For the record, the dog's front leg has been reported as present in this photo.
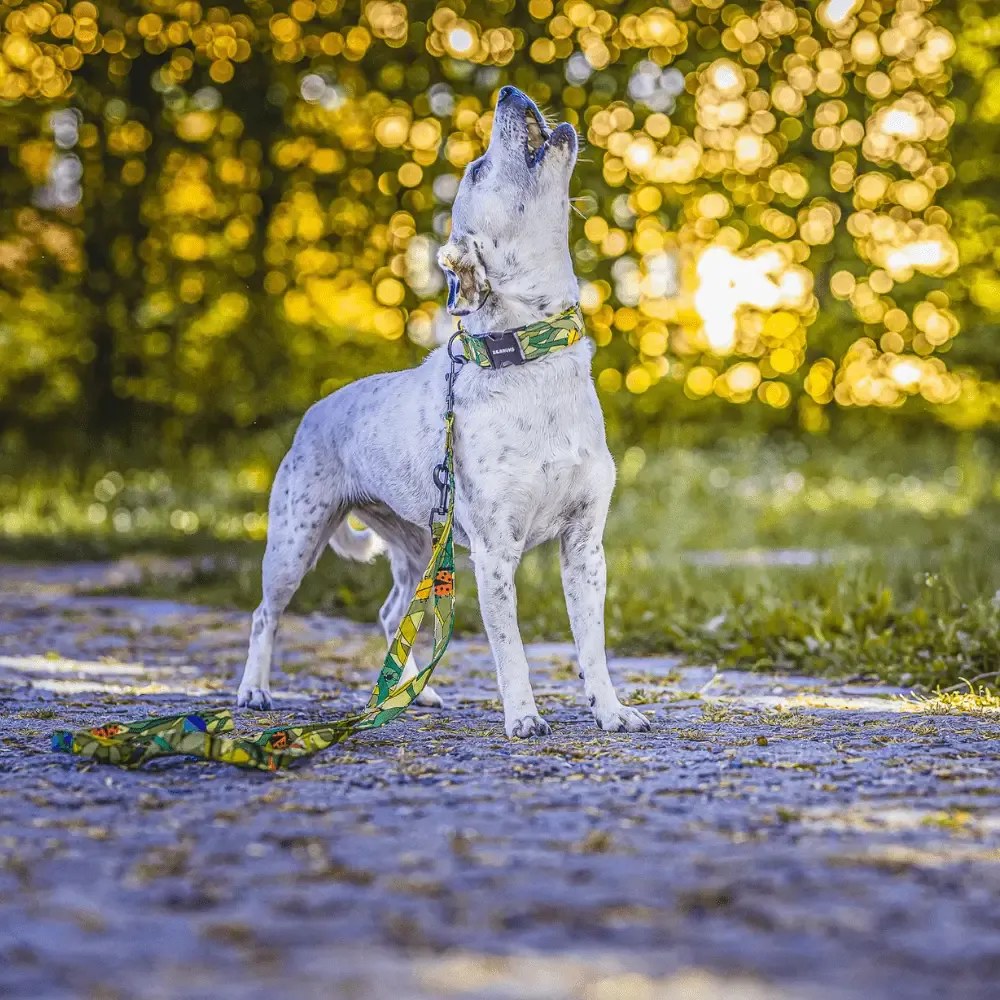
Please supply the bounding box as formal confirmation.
[560,523,651,733]
[473,548,550,739]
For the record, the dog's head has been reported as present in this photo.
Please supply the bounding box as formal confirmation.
[438,86,578,318]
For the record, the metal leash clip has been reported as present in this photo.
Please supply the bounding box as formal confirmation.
[431,460,450,522]
[429,333,467,528]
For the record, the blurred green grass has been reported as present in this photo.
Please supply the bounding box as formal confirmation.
[3,430,1000,691]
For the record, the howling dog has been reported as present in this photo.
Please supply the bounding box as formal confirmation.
[238,85,650,740]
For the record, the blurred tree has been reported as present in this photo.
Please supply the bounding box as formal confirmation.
[0,0,995,453]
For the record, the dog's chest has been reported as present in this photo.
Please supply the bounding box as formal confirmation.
[452,351,611,547]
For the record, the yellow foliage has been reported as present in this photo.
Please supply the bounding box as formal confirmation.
[0,0,993,436]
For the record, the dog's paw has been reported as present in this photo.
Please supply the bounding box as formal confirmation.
[237,686,273,710]
[506,714,551,739]
[593,702,651,733]
[415,684,444,709]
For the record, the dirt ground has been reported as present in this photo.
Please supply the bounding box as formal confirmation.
[3,561,1000,1000]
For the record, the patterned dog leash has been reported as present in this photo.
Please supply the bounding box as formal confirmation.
[50,307,584,771]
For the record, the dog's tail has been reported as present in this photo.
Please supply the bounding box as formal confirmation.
[329,517,387,563]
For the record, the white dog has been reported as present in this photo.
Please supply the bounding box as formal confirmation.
[237,85,649,739]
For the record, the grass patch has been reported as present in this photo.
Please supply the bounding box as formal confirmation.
[2,431,1000,690]
[902,685,1000,716]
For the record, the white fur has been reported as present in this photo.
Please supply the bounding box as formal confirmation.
[237,87,649,738]
[329,520,386,563]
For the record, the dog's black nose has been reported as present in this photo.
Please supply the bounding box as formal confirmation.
[498,85,518,103]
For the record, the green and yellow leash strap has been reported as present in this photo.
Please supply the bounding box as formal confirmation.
[51,307,582,771]
[459,304,584,369]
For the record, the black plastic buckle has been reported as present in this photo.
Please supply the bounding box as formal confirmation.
[483,331,526,368]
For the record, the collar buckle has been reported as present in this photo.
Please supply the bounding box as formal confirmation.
[483,330,526,369]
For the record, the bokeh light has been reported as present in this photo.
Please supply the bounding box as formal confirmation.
[0,0,990,439]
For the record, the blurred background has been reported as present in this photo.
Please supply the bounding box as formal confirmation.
[2,0,999,688]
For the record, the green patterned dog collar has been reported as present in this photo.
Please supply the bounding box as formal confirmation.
[459,305,585,369]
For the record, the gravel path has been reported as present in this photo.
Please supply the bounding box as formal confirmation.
[2,561,1000,1000]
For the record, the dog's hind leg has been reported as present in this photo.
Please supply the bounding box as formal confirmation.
[237,453,347,710]
[358,508,443,708]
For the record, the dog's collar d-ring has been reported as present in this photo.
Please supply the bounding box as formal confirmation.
[458,304,585,370]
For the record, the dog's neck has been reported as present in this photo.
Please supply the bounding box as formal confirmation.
[461,248,579,338]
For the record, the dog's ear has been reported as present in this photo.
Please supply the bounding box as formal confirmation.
[438,239,491,316]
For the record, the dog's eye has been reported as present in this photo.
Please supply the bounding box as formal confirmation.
[470,160,486,184]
